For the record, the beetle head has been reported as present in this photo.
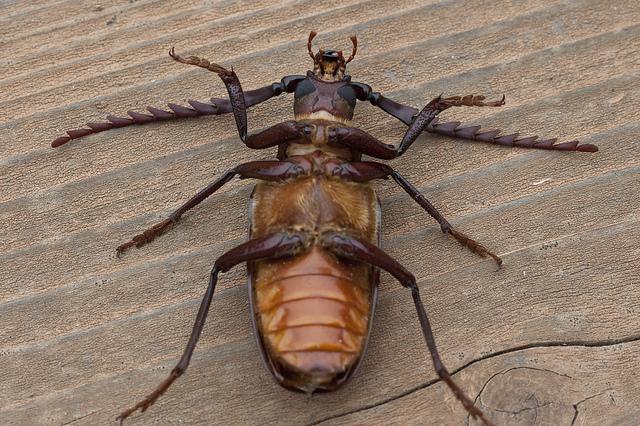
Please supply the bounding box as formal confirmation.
[307,32,357,81]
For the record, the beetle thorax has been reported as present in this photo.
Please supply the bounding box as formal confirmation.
[293,76,357,121]
[286,118,352,160]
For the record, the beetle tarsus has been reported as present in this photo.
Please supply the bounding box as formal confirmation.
[169,47,233,77]
[441,93,506,108]
[173,47,249,141]
[409,285,495,426]
[386,169,502,267]
[365,91,598,152]
[320,232,494,424]
[116,218,174,256]
[116,369,181,423]
[117,232,312,421]
[448,228,502,268]
[115,160,317,256]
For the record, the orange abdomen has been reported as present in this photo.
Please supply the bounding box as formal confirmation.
[248,170,379,392]
[253,246,374,391]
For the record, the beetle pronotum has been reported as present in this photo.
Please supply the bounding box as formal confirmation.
[52,32,597,425]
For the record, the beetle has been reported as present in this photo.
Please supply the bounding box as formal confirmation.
[52,32,598,425]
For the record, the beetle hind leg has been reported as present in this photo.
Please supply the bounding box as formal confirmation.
[409,283,492,424]
[319,232,494,426]
[116,231,313,423]
[116,265,221,424]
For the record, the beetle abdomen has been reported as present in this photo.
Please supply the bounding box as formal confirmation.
[253,245,373,392]
[248,160,379,392]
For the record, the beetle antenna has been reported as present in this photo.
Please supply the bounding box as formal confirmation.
[345,35,357,63]
[308,31,318,60]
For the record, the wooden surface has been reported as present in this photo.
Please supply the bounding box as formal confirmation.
[1,1,639,425]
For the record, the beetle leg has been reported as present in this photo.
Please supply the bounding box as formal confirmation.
[243,120,307,149]
[51,48,302,148]
[116,159,311,256]
[319,232,494,426]
[326,106,443,159]
[169,48,249,140]
[116,231,313,423]
[326,161,501,267]
[440,94,505,108]
[396,94,506,155]
[326,95,496,159]
[357,88,597,152]
[50,84,294,148]
[170,48,313,150]
[388,170,502,267]
[395,95,452,155]
[327,125,397,159]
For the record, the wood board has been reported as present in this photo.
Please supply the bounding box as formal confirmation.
[1,1,639,424]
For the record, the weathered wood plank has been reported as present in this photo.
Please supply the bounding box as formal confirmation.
[1,1,638,425]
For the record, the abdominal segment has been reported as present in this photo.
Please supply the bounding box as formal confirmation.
[253,245,373,392]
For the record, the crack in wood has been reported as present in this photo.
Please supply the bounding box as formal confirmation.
[570,389,613,426]
[307,336,640,425]
[464,366,571,425]
[59,409,100,425]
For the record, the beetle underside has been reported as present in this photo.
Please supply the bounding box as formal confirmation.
[51,32,598,426]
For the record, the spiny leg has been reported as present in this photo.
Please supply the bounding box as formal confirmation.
[116,158,310,256]
[396,94,505,155]
[169,47,248,141]
[116,265,219,423]
[52,49,295,148]
[169,48,311,151]
[355,86,598,152]
[115,169,236,256]
[319,232,494,426]
[429,94,597,151]
[326,94,505,159]
[325,96,459,159]
[116,231,313,423]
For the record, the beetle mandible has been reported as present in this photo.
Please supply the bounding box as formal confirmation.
[52,31,598,425]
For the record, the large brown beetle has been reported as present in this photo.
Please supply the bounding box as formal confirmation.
[52,32,598,425]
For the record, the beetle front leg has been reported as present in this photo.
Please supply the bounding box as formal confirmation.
[396,94,505,156]
[116,158,310,256]
[170,48,309,149]
[325,95,501,159]
[116,231,313,423]
[51,51,301,148]
[169,48,249,140]
[319,232,494,426]
[352,84,597,152]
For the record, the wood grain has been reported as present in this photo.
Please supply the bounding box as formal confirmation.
[1,1,638,425]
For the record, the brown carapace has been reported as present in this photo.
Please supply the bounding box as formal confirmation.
[52,32,598,426]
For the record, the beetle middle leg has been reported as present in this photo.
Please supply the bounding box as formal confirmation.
[388,169,502,267]
[328,161,501,267]
[116,157,310,256]
[319,232,494,426]
[116,230,313,423]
